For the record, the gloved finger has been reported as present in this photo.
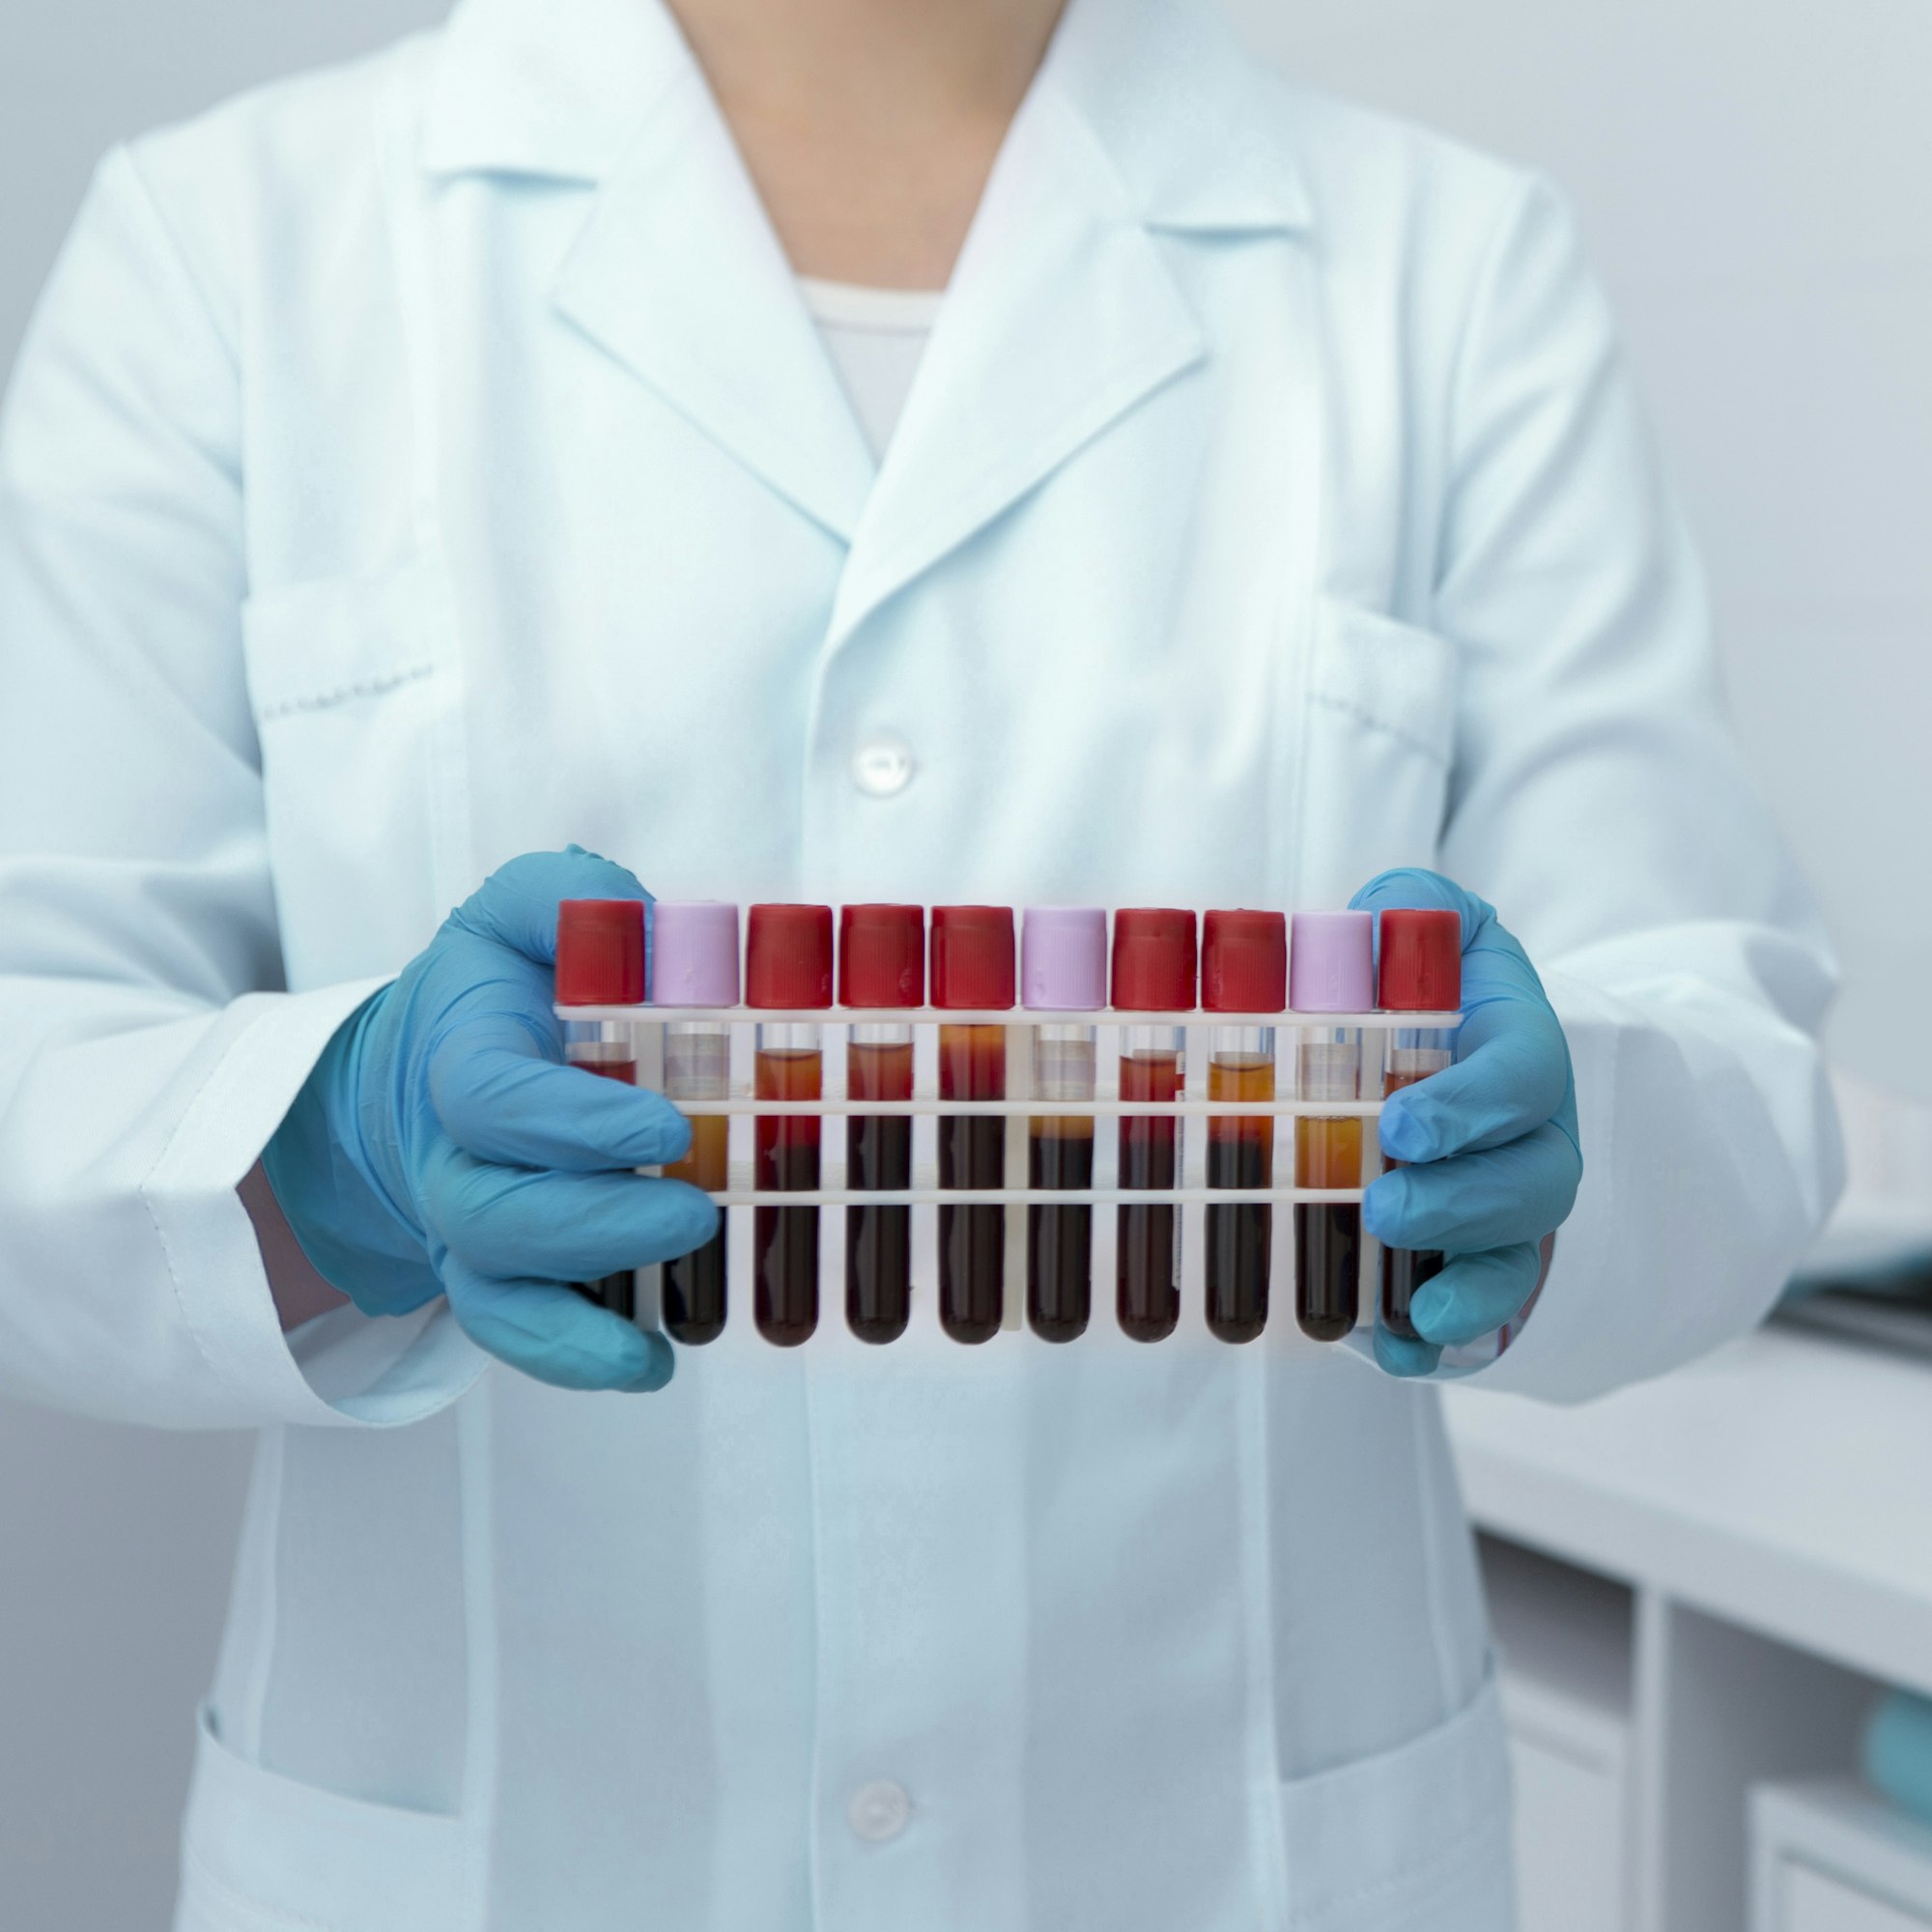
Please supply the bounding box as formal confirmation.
[429,1009,694,1170]
[1350,866,1485,937]
[423,1148,720,1280]
[1378,997,1571,1163]
[445,846,651,966]
[1363,1122,1581,1253]
[1349,868,1542,1012]
[1372,1323,1443,1379]
[1408,1243,1543,1347]
[440,1256,674,1392]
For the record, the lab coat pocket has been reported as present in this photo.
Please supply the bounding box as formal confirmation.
[1276,1664,1515,1932]
[242,561,469,991]
[174,1705,469,1932]
[1294,598,1459,906]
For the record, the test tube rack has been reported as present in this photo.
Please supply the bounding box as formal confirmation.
[555,1000,1463,1347]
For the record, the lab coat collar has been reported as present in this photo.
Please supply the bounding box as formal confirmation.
[422,0,681,183]
[418,0,1315,555]
[421,0,1315,235]
[431,0,880,536]
[1044,0,1315,236]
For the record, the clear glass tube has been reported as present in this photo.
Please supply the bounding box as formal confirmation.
[1379,1027,1455,1341]
[938,1023,1007,1343]
[1206,1025,1274,1343]
[846,1022,914,1344]
[661,1022,729,1345]
[563,1017,634,1072]
[1293,1027,1363,1342]
[1028,1023,1096,1342]
[1117,1025,1183,1342]
[565,1019,638,1320]
[754,1021,821,1346]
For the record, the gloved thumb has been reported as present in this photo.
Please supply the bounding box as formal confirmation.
[445,847,652,966]
[1348,867,1488,944]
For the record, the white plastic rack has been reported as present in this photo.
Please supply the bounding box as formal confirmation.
[557,1001,1463,1344]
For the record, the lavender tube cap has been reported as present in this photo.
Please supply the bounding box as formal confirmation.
[1290,910,1375,1013]
[650,901,741,1007]
[1022,907,1108,1011]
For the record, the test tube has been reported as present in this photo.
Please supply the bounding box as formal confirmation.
[839,903,924,1345]
[1021,907,1107,1343]
[1202,909,1288,1343]
[1377,908,1463,1342]
[1290,911,1376,1343]
[931,905,1016,1344]
[650,901,739,1345]
[746,903,834,1346]
[555,897,647,1321]
[1111,909,1197,1344]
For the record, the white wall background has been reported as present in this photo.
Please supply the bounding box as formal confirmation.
[1,2,1927,1926]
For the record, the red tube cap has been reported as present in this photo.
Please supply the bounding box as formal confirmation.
[746,904,834,1009]
[839,904,925,1008]
[555,898,646,1006]
[1377,908,1463,1011]
[929,906,1016,1009]
[1112,908,1198,1011]
[1202,909,1287,1013]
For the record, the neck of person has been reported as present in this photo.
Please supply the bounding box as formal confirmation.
[663,0,1068,290]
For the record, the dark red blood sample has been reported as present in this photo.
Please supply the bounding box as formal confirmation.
[753,1048,821,1346]
[1117,1050,1180,1343]
[846,1038,914,1344]
[938,1024,1006,1343]
[1028,1121,1094,1342]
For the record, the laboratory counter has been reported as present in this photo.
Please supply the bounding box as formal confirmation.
[1443,1324,1932,1932]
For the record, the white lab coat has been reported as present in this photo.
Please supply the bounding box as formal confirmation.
[0,0,1840,1925]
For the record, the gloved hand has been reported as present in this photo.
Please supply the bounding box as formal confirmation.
[1350,868,1583,1377]
[262,849,717,1392]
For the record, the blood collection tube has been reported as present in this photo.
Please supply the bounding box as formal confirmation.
[555,898,647,1321]
[1377,908,1463,1343]
[650,901,738,1346]
[931,905,1015,1344]
[1290,911,1375,1343]
[839,904,924,1345]
[1202,910,1287,1344]
[1112,909,1197,1343]
[1021,907,1107,1343]
[747,903,834,1347]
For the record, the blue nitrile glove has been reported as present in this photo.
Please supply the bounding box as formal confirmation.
[262,849,717,1392]
[1350,868,1583,1378]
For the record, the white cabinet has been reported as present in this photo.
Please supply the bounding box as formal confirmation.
[1512,1730,1625,1932]
[1443,1330,1932,1932]
[1753,1780,1932,1932]
[1779,1865,1926,1932]
[1479,1537,1634,1932]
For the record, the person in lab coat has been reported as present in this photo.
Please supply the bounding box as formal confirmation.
[0,0,1841,1925]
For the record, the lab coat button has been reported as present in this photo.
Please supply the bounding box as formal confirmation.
[851,737,914,797]
[847,1779,912,1842]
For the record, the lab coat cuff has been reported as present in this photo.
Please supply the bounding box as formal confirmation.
[144,981,489,1428]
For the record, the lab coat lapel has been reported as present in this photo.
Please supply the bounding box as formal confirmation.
[426,0,874,542]
[825,90,1205,646]
[423,0,1312,611]
[551,66,876,544]
[826,0,1310,647]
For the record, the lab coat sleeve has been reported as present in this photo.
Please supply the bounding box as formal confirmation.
[0,148,486,1429]
[1431,175,1843,1401]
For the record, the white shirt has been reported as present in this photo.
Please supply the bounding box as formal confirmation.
[799,275,945,460]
